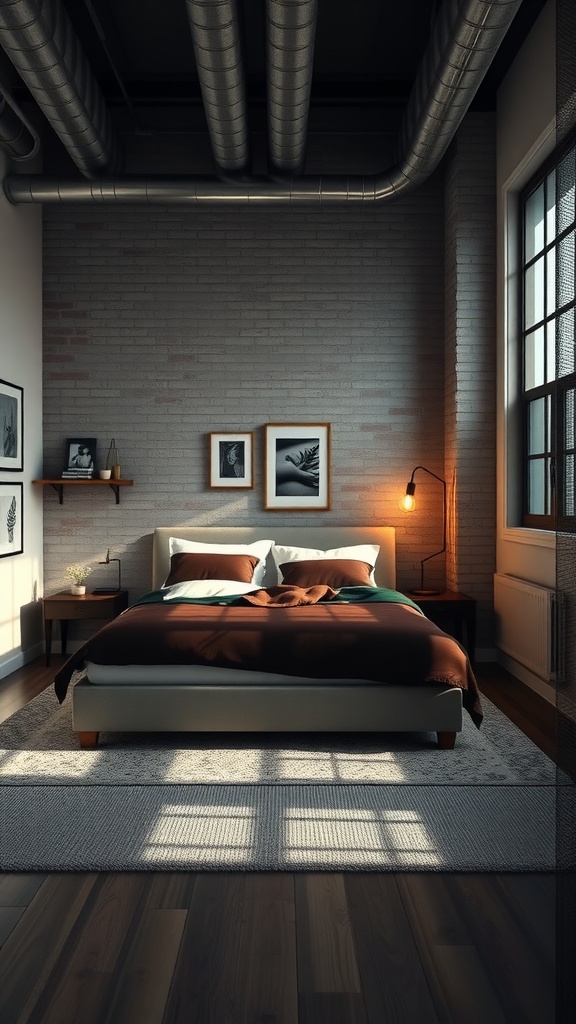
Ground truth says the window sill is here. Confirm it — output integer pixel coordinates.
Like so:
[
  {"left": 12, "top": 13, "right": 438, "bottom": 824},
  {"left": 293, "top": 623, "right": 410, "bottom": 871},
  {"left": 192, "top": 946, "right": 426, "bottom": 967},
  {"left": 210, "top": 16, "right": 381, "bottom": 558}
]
[{"left": 501, "top": 527, "right": 556, "bottom": 548}]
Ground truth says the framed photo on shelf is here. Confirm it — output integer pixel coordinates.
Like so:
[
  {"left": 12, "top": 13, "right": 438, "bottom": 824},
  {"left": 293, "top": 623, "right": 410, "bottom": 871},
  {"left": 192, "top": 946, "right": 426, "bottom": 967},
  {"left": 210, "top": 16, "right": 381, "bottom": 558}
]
[
  {"left": 63, "top": 437, "right": 97, "bottom": 477},
  {"left": 0, "top": 482, "right": 23, "bottom": 558},
  {"left": 264, "top": 423, "right": 331, "bottom": 510},
  {"left": 0, "top": 378, "right": 23, "bottom": 471},
  {"left": 209, "top": 432, "right": 253, "bottom": 488}
]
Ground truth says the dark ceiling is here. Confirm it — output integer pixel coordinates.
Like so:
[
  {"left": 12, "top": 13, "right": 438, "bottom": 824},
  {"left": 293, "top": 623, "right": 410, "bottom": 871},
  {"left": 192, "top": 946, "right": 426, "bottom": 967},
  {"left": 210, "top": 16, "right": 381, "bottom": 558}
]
[{"left": 3, "top": 0, "right": 549, "bottom": 178}]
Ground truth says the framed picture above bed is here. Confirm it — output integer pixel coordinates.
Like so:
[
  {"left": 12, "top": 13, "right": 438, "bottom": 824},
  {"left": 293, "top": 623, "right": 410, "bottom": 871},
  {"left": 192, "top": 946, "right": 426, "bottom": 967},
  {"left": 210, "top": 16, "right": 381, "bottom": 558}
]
[
  {"left": 264, "top": 423, "right": 331, "bottom": 510},
  {"left": 0, "top": 378, "right": 23, "bottom": 471},
  {"left": 0, "top": 482, "right": 23, "bottom": 557},
  {"left": 209, "top": 432, "right": 253, "bottom": 488}
]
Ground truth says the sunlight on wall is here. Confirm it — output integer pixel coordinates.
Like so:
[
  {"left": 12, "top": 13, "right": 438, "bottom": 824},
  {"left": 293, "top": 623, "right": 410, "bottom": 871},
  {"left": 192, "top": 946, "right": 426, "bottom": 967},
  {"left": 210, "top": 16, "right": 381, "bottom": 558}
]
[{"left": 0, "top": 554, "right": 41, "bottom": 660}]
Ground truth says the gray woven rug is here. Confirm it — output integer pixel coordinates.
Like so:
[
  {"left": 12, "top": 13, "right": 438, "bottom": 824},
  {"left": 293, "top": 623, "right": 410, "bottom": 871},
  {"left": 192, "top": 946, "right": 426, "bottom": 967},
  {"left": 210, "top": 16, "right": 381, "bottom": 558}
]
[{"left": 0, "top": 686, "right": 556, "bottom": 786}]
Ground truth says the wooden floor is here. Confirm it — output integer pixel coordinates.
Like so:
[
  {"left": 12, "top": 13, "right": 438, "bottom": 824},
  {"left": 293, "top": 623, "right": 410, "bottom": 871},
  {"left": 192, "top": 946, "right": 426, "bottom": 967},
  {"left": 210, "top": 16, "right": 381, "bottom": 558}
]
[{"left": 0, "top": 659, "right": 559, "bottom": 1023}]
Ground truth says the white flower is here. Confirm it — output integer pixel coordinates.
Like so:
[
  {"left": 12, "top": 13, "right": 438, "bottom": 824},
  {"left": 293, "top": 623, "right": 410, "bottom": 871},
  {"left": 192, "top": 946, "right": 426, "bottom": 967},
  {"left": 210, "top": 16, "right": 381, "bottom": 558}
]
[{"left": 65, "top": 564, "right": 93, "bottom": 585}]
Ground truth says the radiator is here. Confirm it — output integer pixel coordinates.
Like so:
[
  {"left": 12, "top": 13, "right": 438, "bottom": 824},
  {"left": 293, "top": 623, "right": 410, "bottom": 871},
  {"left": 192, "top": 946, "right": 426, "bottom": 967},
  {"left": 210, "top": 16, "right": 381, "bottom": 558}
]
[{"left": 493, "top": 573, "right": 556, "bottom": 681}]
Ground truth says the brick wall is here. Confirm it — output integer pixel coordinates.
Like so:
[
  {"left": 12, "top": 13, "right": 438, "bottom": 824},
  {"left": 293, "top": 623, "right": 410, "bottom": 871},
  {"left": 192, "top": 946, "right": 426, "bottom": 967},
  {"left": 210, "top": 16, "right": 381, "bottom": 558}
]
[
  {"left": 40, "top": 122, "right": 496, "bottom": 650},
  {"left": 444, "top": 114, "right": 497, "bottom": 648}
]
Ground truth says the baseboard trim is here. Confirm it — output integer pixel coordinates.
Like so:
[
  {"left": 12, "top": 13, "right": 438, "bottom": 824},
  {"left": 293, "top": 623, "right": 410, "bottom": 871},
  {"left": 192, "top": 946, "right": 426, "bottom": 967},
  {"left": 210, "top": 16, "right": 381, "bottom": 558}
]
[
  {"left": 497, "top": 651, "right": 556, "bottom": 705},
  {"left": 0, "top": 643, "right": 45, "bottom": 681}
]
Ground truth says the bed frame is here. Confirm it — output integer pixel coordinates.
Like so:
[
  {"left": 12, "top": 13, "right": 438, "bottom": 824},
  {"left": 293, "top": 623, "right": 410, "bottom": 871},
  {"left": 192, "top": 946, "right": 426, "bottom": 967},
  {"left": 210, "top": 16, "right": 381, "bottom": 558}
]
[{"left": 72, "top": 526, "right": 463, "bottom": 748}]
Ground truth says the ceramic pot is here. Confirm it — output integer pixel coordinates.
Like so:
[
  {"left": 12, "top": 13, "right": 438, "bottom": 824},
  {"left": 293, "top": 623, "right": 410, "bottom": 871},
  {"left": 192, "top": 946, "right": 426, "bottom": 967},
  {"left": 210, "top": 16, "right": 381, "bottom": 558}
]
[{"left": 71, "top": 584, "right": 86, "bottom": 595}]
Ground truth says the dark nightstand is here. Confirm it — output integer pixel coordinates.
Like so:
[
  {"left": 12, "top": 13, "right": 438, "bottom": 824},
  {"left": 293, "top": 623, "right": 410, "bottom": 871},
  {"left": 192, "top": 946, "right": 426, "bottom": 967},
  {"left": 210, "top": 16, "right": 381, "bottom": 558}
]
[
  {"left": 401, "top": 590, "right": 477, "bottom": 663},
  {"left": 43, "top": 590, "right": 129, "bottom": 665}
]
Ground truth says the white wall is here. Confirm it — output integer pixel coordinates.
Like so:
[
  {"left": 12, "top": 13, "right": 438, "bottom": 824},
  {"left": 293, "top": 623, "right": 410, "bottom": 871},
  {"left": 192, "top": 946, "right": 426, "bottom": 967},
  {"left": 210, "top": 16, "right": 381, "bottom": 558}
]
[
  {"left": 0, "top": 152, "right": 44, "bottom": 677},
  {"left": 496, "top": 0, "right": 557, "bottom": 695}
]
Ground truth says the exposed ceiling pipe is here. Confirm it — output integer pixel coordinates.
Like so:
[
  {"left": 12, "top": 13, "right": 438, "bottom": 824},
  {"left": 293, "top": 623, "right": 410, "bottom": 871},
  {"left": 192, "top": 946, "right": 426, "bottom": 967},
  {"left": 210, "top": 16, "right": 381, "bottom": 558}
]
[
  {"left": 3, "top": 0, "right": 524, "bottom": 204},
  {"left": 0, "top": 0, "right": 119, "bottom": 177},
  {"left": 185, "top": 0, "right": 250, "bottom": 175},
  {"left": 0, "top": 90, "right": 36, "bottom": 158},
  {"left": 266, "top": 0, "right": 318, "bottom": 175}
]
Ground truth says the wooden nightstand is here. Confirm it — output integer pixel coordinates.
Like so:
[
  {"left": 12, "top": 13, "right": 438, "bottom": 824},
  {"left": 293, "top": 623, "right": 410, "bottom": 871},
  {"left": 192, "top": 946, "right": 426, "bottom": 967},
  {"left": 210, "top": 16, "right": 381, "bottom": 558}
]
[
  {"left": 43, "top": 590, "right": 129, "bottom": 665},
  {"left": 401, "top": 590, "right": 477, "bottom": 663}
]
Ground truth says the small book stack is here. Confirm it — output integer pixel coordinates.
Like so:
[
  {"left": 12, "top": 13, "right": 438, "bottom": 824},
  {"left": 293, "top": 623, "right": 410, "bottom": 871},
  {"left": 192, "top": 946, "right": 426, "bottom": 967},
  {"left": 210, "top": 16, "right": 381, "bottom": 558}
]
[{"left": 61, "top": 469, "right": 94, "bottom": 478}]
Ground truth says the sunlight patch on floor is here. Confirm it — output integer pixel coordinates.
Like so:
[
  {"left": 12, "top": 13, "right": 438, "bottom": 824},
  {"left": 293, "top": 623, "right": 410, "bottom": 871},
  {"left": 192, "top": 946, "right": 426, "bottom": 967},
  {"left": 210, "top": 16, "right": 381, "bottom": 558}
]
[{"left": 140, "top": 802, "right": 256, "bottom": 864}]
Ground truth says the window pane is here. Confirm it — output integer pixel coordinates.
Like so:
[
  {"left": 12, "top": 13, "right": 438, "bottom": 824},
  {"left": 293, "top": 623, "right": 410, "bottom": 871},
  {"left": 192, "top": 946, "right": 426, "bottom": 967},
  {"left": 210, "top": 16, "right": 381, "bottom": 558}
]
[
  {"left": 558, "top": 307, "right": 575, "bottom": 377},
  {"left": 525, "top": 256, "right": 545, "bottom": 328},
  {"left": 557, "top": 230, "right": 575, "bottom": 308},
  {"left": 529, "top": 397, "right": 547, "bottom": 454},
  {"left": 528, "top": 458, "right": 546, "bottom": 514},
  {"left": 546, "top": 170, "right": 556, "bottom": 243},
  {"left": 525, "top": 183, "right": 545, "bottom": 260},
  {"left": 557, "top": 148, "right": 576, "bottom": 234},
  {"left": 546, "top": 322, "right": 555, "bottom": 382},
  {"left": 525, "top": 327, "right": 545, "bottom": 388},
  {"left": 546, "top": 248, "right": 556, "bottom": 315}
]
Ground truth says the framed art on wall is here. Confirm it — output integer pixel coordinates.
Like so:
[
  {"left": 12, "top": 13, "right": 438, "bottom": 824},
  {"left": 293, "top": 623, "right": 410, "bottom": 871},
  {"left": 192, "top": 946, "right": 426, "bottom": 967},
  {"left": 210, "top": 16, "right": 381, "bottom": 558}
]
[
  {"left": 0, "top": 482, "right": 23, "bottom": 557},
  {"left": 63, "top": 437, "right": 97, "bottom": 477},
  {"left": 209, "top": 432, "right": 254, "bottom": 488},
  {"left": 264, "top": 423, "right": 331, "bottom": 510},
  {"left": 0, "top": 378, "right": 23, "bottom": 471}
]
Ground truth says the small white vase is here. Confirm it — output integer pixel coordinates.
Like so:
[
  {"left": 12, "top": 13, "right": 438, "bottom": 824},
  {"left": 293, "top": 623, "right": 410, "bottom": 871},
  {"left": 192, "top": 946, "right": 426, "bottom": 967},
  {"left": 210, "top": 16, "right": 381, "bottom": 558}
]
[{"left": 71, "top": 584, "right": 86, "bottom": 595}]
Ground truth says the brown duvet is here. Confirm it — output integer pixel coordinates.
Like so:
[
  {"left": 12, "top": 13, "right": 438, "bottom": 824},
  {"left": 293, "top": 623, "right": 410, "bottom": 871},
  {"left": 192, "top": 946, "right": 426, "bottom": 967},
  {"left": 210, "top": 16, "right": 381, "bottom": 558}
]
[{"left": 54, "top": 596, "right": 483, "bottom": 726}]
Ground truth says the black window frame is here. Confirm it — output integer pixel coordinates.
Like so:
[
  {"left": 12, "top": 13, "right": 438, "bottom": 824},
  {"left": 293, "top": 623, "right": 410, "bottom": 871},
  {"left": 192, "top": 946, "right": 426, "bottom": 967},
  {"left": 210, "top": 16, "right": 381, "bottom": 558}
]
[{"left": 520, "top": 131, "right": 576, "bottom": 532}]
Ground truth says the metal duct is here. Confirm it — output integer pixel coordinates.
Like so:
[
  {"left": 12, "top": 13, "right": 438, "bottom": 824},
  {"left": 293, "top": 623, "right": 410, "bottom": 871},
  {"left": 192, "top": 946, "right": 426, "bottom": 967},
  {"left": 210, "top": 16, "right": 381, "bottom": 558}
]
[
  {"left": 0, "top": 91, "right": 35, "bottom": 157},
  {"left": 266, "top": 0, "right": 318, "bottom": 174},
  {"left": 0, "top": 0, "right": 118, "bottom": 177},
  {"left": 4, "top": 0, "right": 524, "bottom": 203},
  {"left": 185, "top": 0, "right": 250, "bottom": 174}
]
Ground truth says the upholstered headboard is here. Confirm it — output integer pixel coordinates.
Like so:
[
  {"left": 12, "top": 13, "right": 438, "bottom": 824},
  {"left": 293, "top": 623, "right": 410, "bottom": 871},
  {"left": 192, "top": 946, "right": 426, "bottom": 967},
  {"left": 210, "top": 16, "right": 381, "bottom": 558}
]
[{"left": 152, "top": 526, "right": 396, "bottom": 591}]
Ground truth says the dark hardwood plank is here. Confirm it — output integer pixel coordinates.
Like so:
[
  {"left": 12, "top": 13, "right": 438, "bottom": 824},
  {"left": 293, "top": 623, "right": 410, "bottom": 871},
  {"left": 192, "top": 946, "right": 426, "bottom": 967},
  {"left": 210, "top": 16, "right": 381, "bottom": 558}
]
[
  {"left": 162, "top": 871, "right": 247, "bottom": 1024},
  {"left": 295, "top": 873, "right": 363, "bottom": 996},
  {"left": 104, "top": 908, "right": 187, "bottom": 1024},
  {"left": 299, "top": 992, "right": 368, "bottom": 1024},
  {"left": 31, "top": 873, "right": 149, "bottom": 1024},
  {"left": 0, "top": 906, "right": 27, "bottom": 947},
  {"left": 475, "top": 663, "right": 556, "bottom": 761},
  {"left": 0, "top": 873, "right": 99, "bottom": 1024},
  {"left": 443, "top": 873, "right": 556, "bottom": 1022},
  {"left": 235, "top": 872, "right": 298, "bottom": 1024},
  {"left": 0, "top": 873, "right": 46, "bottom": 907},
  {"left": 345, "top": 873, "right": 440, "bottom": 1024},
  {"left": 396, "top": 873, "right": 510, "bottom": 1024}
]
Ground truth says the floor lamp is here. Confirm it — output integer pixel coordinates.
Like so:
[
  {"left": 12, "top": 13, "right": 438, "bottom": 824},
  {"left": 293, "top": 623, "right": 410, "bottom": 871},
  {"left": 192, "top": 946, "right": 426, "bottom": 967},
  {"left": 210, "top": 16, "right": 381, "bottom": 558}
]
[{"left": 400, "top": 465, "right": 446, "bottom": 596}]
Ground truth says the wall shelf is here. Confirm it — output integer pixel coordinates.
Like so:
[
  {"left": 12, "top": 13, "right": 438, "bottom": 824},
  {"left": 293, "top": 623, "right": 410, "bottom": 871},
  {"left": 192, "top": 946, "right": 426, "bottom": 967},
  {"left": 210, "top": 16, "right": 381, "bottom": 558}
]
[{"left": 32, "top": 478, "right": 134, "bottom": 504}]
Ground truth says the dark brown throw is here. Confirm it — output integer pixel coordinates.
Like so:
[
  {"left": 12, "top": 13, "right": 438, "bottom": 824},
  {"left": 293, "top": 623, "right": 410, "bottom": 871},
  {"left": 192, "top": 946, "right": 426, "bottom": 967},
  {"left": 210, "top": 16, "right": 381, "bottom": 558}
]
[{"left": 54, "top": 597, "right": 483, "bottom": 726}]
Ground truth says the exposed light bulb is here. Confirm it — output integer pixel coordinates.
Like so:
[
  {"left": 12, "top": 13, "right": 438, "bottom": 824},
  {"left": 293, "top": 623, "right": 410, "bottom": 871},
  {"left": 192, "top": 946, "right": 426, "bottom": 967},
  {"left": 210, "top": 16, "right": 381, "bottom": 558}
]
[{"left": 399, "top": 493, "right": 416, "bottom": 512}]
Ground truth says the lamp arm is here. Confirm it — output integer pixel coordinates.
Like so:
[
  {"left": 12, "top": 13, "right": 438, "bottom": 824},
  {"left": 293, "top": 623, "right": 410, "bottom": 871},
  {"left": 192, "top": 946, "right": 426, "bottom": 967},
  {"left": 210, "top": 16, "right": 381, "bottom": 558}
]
[{"left": 409, "top": 466, "right": 447, "bottom": 551}]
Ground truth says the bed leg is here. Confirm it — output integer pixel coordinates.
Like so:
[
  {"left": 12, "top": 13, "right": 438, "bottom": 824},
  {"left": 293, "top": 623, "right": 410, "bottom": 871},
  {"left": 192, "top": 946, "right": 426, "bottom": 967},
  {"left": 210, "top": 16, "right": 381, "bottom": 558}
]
[
  {"left": 437, "top": 731, "right": 456, "bottom": 750},
  {"left": 78, "top": 731, "right": 99, "bottom": 749}
]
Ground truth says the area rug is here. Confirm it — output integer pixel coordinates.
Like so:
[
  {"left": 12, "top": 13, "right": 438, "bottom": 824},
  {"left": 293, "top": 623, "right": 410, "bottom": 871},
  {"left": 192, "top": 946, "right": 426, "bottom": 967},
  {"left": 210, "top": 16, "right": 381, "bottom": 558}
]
[
  {"left": 0, "top": 687, "right": 557, "bottom": 871},
  {"left": 0, "top": 684, "right": 556, "bottom": 786}
]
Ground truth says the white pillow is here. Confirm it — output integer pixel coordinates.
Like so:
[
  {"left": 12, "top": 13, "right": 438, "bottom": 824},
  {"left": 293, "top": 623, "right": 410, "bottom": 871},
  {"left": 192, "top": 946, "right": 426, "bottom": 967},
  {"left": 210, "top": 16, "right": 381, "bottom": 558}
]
[
  {"left": 168, "top": 537, "right": 274, "bottom": 586},
  {"left": 162, "top": 579, "right": 260, "bottom": 600},
  {"left": 271, "top": 543, "right": 380, "bottom": 585}
]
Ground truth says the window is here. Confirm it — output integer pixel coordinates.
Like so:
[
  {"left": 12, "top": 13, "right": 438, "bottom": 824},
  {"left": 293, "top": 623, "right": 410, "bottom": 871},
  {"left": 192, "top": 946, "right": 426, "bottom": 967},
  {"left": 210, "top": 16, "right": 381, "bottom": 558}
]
[{"left": 521, "top": 137, "right": 576, "bottom": 530}]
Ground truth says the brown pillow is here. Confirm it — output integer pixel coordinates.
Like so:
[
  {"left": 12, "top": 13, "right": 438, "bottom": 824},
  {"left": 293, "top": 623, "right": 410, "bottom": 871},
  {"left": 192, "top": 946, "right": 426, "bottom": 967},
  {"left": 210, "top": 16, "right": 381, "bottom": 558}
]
[
  {"left": 278, "top": 558, "right": 375, "bottom": 589},
  {"left": 164, "top": 552, "right": 260, "bottom": 586}
]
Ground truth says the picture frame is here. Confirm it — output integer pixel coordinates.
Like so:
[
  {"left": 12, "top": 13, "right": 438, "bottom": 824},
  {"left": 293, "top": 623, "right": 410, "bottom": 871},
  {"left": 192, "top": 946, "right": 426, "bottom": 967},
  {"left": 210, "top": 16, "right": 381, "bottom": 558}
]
[
  {"left": 0, "top": 378, "right": 23, "bottom": 471},
  {"left": 63, "top": 437, "right": 98, "bottom": 477},
  {"left": 0, "top": 482, "right": 23, "bottom": 557},
  {"left": 209, "top": 432, "right": 254, "bottom": 488},
  {"left": 264, "top": 423, "right": 331, "bottom": 510}
]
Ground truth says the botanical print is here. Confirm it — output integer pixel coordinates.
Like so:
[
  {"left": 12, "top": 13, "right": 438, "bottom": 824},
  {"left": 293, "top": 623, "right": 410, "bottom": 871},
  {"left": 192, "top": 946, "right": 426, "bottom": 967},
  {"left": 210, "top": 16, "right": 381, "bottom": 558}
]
[
  {"left": 0, "top": 484, "right": 23, "bottom": 557},
  {"left": 0, "top": 378, "right": 23, "bottom": 471}
]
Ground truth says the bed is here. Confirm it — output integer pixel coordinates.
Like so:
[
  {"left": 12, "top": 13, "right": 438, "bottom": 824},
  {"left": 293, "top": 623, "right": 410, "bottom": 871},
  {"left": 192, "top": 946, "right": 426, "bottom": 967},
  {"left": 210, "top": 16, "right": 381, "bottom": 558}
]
[{"left": 54, "top": 526, "right": 482, "bottom": 749}]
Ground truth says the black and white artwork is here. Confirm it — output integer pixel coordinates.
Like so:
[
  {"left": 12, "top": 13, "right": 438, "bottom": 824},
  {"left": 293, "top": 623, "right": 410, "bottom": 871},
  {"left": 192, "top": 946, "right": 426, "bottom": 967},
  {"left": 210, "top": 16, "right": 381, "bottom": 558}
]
[
  {"left": 264, "top": 423, "right": 331, "bottom": 510},
  {"left": 0, "top": 483, "right": 23, "bottom": 557},
  {"left": 209, "top": 432, "right": 253, "bottom": 488},
  {"left": 64, "top": 437, "right": 97, "bottom": 476},
  {"left": 0, "top": 378, "right": 23, "bottom": 471}
]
